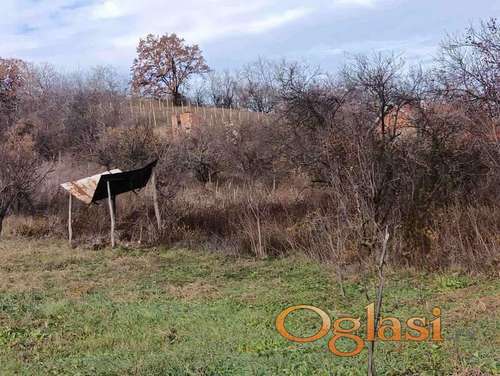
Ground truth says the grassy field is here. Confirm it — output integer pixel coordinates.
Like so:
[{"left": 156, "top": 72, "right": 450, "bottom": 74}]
[{"left": 0, "top": 238, "right": 498, "bottom": 375}]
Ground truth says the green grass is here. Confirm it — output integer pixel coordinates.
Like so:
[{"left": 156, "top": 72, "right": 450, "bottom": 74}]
[{"left": 0, "top": 238, "right": 498, "bottom": 375}]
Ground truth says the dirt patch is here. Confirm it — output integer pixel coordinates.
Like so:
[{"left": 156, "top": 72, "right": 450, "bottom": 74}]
[
  {"left": 445, "top": 294, "right": 500, "bottom": 322},
  {"left": 165, "top": 281, "right": 221, "bottom": 301}
]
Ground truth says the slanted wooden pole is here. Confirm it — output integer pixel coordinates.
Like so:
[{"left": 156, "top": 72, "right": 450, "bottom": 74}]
[
  {"left": 367, "top": 227, "right": 390, "bottom": 376},
  {"left": 152, "top": 170, "right": 162, "bottom": 230},
  {"left": 68, "top": 193, "right": 73, "bottom": 246},
  {"left": 112, "top": 195, "right": 117, "bottom": 218},
  {"left": 107, "top": 181, "right": 116, "bottom": 248},
  {"left": 152, "top": 105, "right": 157, "bottom": 128}
]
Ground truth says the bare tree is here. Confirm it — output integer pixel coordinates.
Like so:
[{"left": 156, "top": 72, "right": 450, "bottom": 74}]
[
  {"left": 342, "top": 53, "right": 423, "bottom": 141},
  {"left": 0, "top": 58, "right": 28, "bottom": 130},
  {"left": 131, "top": 33, "right": 210, "bottom": 105},
  {"left": 367, "top": 227, "right": 390, "bottom": 376},
  {"left": 436, "top": 18, "right": 500, "bottom": 149},
  {"left": 188, "top": 77, "right": 209, "bottom": 106},
  {"left": 0, "top": 124, "right": 46, "bottom": 235},
  {"left": 88, "top": 65, "right": 126, "bottom": 96},
  {"left": 276, "top": 61, "right": 347, "bottom": 129},
  {"left": 437, "top": 18, "right": 499, "bottom": 120},
  {"left": 207, "top": 71, "right": 238, "bottom": 108},
  {"left": 238, "top": 58, "right": 278, "bottom": 113}
]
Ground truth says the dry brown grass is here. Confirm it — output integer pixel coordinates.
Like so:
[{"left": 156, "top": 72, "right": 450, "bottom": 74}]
[
  {"left": 0, "top": 237, "right": 158, "bottom": 298},
  {"left": 5, "top": 176, "right": 500, "bottom": 273},
  {"left": 0, "top": 237, "right": 232, "bottom": 306},
  {"left": 4, "top": 143, "right": 499, "bottom": 273},
  {"left": 128, "top": 98, "right": 272, "bottom": 133},
  {"left": 165, "top": 281, "right": 222, "bottom": 301},
  {"left": 452, "top": 369, "right": 494, "bottom": 376},
  {"left": 436, "top": 285, "right": 500, "bottom": 323}
]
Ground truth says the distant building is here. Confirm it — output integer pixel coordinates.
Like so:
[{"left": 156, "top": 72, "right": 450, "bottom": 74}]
[
  {"left": 171, "top": 112, "right": 202, "bottom": 140},
  {"left": 379, "top": 104, "right": 418, "bottom": 139},
  {"left": 379, "top": 103, "right": 499, "bottom": 143}
]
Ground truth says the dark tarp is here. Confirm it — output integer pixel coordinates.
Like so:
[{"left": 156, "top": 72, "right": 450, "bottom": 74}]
[{"left": 92, "top": 160, "right": 158, "bottom": 203}]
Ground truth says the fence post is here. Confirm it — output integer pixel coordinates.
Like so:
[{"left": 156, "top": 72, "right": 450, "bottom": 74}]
[
  {"left": 152, "top": 170, "right": 162, "bottom": 230},
  {"left": 152, "top": 105, "right": 157, "bottom": 127},
  {"left": 68, "top": 193, "right": 73, "bottom": 246},
  {"left": 107, "top": 181, "right": 116, "bottom": 248}
]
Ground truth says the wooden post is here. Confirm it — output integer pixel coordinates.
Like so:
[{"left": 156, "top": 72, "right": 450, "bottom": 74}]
[
  {"left": 68, "top": 193, "right": 73, "bottom": 246},
  {"left": 152, "top": 171, "right": 162, "bottom": 230},
  {"left": 107, "top": 181, "right": 116, "bottom": 248},
  {"left": 152, "top": 105, "right": 157, "bottom": 128},
  {"left": 148, "top": 101, "right": 152, "bottom": 127}
]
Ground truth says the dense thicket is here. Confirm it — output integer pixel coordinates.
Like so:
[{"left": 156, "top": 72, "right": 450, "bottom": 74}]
[{"left": 0, "top": 20, "right": 498, "bottom": 271}]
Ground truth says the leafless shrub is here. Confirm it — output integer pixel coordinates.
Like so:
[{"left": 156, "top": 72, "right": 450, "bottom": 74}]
[
  {"left": 0, "top": 124, "right": 48, "bottom": 235},
  {"left": 237, "top": 58, "right": 279, "bottom": 113},
  {"left": 12, "top": 215, "right": 61, "bottom": 238},
  {"left": 428, "top": 204, "right": 500, "bottom": 269},
  {"left": 90, "top": 125, "right": 157, "bottom": 170},
  {"left": 206, "top": 71, "right": 239, "bottom": 109},
  {"left": 174, "top": 124, "right": 229, "bottom": 183},
  {"left": 0, "top": 58, "right": 28, "bottom": 130},
  {"left": 437, "top": 18, "right": 500, "bottom": 119},
  {"left": 2, "top": 20, "right": 498, "bottom": 274}
]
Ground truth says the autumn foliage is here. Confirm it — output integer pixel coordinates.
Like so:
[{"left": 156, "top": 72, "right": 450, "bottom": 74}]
[
  {"left": 0, "top": 21, "right": 498, "bottom": 272},
  {"left": 131, "top": 33, "right": 209, "bottom": 105},
  {"left": 0, "top": 124, "right": 45, "bottom": 235},
  {"left": 0, "top": 58, "right": 27, "bottom": 129}
]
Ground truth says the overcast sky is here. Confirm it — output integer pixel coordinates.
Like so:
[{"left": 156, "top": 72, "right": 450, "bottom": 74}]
[{"left": 2, "top": 0, "right": 498, "bottom": 74}]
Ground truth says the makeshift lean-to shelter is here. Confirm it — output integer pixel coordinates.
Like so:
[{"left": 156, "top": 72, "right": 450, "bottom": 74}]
[{"left": 60, "top": 160, "right": 160, "bottom": 248}]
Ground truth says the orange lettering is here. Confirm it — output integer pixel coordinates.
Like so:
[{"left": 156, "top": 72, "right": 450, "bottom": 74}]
[
  {"left": 275, "top": 305, "right": 331, "bottom": 343},
  {"left": 405, "top": 317, "right": 429, "bottom": 341},
  {"left": 430, "top": 307, "right": 443, "bottom": 341},
  {"left": 366, "top": 303, "right": 375, "bottom": 341},
  {"left": 328, "top": 317, "right": 365, "bottom": 357},
  {"left": 377, "top": 317, "right": 402, "bottom": 341}
]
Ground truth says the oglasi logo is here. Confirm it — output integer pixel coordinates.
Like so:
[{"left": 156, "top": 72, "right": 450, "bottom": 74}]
[{"left": 275, "top": 304, "right": 443, "bottom": 357}]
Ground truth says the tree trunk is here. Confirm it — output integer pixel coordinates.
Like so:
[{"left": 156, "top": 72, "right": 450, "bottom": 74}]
[
  {"left": 0, "top": 206, "right": 7, "bottom": 237},
  {"left": 173, "top": 91, "right": 182, "bottom": 107}
]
